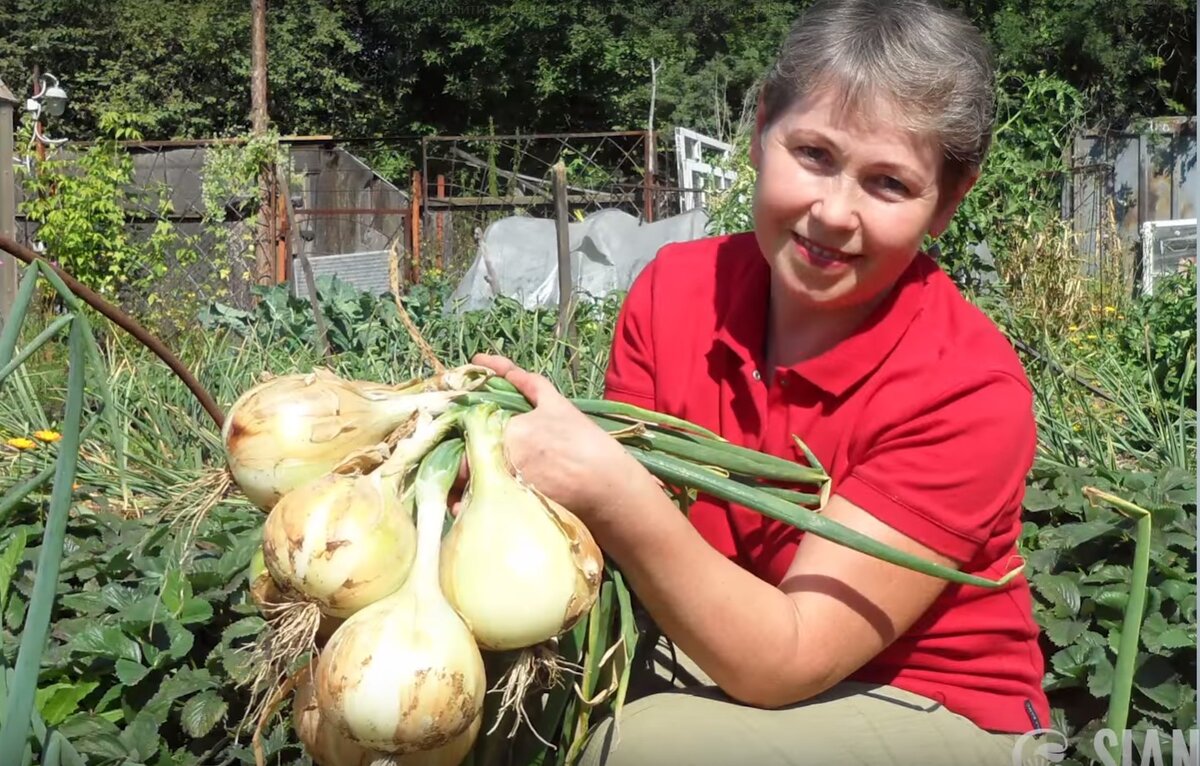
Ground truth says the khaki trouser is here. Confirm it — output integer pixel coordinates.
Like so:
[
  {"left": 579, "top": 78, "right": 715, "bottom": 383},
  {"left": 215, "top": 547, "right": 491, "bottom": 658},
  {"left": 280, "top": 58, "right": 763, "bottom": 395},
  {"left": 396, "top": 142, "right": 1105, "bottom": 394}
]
[{"left": 576, "top": 626, "right": 1052, "bottom": 766}]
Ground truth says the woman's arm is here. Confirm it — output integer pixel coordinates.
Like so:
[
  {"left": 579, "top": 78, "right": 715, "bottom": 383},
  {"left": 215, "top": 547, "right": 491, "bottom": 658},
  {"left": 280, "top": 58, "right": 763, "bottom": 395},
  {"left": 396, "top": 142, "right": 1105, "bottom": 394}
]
[{"left": 588, "top": 472, "right": 953, "bottom": 707}]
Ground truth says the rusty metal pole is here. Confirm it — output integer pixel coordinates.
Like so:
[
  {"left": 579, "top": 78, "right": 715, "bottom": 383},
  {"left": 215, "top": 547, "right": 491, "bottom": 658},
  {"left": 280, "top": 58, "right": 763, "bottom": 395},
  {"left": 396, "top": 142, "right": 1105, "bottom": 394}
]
[{"left": 0, "top": 79, "right": 18, "bottom": 328}]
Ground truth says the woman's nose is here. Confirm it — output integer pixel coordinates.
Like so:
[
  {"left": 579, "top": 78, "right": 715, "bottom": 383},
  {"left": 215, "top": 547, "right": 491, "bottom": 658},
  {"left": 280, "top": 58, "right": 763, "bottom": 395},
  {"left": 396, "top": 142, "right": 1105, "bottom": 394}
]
[{"left": 810, "top": 177, "right": 858, "bottom": 231}]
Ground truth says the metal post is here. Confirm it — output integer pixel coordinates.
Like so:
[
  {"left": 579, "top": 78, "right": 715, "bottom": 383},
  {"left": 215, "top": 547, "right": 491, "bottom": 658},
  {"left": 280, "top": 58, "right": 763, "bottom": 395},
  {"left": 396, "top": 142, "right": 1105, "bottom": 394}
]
[
  {"left": 552, "top": 161, "right": 579, "bottom": 379},
  {"left": 0, "top": 79, "right": 18, "bottom": 328}
]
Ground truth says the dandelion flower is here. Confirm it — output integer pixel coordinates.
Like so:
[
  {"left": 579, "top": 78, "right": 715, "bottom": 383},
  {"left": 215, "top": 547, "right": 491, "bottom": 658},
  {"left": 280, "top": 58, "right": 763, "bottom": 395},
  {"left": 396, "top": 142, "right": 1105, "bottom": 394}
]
[
  {"left": 33, "top": 429, "right": 62, "bottom": 443},
  {"left": 5, "top": 437, "right": 36, "bottom": 450}
]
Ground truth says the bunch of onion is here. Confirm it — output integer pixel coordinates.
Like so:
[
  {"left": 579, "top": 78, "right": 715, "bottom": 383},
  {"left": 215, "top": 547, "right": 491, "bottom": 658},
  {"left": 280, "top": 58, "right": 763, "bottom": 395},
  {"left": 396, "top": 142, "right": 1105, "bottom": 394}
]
[
  {"left": 310, "top": 437, "right": 488, "bottom": 761},
  {"left": 241, "top": 408, "right": 465, "bottom": 739}
]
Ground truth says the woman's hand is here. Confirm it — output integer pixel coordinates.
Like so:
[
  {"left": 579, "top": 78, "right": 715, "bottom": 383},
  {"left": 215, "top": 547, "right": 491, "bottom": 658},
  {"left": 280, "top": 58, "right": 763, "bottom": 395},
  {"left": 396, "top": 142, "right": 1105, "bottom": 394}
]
[{"left": 464, "top": 353, "right": 650, "bottom": 526}]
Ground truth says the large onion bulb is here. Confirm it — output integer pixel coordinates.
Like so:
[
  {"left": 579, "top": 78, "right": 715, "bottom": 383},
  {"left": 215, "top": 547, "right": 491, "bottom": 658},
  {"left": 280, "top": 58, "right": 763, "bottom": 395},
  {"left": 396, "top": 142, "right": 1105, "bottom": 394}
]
[
  {"left": 439, "top": 402, "right": 603, "bottom": 651},
  {"left": 223, "top": 367, "right": 486, "bottom": 510},
  {"left": 295, "top": 658, "right": 480, "bottom": 766},
  {"left": 261, "top": 410, "right": 461, "bottom": 619}
]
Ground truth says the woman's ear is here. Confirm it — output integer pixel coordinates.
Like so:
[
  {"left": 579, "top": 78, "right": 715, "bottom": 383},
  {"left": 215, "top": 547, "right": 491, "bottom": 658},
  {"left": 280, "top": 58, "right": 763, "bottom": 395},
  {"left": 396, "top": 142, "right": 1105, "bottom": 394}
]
[
  {"left": 929, "top": 169, "right": 979, "bottom": 238},
  {"left": 750, "top": 93, "right": 767, "bottom": 170}
]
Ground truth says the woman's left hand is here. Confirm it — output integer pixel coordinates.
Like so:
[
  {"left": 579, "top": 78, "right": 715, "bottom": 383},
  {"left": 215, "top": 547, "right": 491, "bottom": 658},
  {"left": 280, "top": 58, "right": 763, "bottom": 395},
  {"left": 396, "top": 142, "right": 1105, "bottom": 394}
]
[{"left": 469, "top": 353, "right": 648, "bottom": 526}]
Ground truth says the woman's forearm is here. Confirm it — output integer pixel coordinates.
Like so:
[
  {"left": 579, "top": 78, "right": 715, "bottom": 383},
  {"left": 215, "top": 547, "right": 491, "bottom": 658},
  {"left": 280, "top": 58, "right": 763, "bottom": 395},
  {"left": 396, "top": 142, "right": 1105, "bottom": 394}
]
[{"left": 588, "top": 473, "right": 818, "bottom": 706}]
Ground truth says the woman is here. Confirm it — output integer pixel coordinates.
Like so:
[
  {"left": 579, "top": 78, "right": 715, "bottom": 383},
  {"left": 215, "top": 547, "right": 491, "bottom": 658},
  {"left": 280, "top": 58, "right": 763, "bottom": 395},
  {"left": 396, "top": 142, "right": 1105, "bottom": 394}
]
[{"left": 472, "top": 0, "right": 1051, "bottom": 763}]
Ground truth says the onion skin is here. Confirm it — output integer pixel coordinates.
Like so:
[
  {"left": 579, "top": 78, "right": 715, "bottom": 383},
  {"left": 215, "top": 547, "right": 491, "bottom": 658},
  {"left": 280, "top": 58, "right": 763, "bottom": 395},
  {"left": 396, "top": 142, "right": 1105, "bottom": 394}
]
[
  {"left": 440, "top": 404, "right": 603, "bottom": 651},
  {"left": 296, "top": 659, "right": 480, "bottom": 766}
]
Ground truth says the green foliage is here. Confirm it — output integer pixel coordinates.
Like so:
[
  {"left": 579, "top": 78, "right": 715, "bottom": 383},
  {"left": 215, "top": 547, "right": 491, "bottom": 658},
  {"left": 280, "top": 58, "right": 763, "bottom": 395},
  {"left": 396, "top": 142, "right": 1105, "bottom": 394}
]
[
  {"left": 199, "top": 129, "right": 293, "bottom": 220},
  {"left": 18, "top": 113, "right": 189, "bottom": 301},
  {"left": 965, "top": 0, "right": 1195, "bottom": 123},
  {"left": 0, "top": 0, "right": 369, "bottom": 140},
  {"left": 0, "top": 501, "right": 287, "bottom": 765},
  {"left": 3, "top": 0, "right": 1186, "bottom": 143},
  {"left": 935, "top": 71, "right": 1088, "bottom": 291},
  {"left": 703, "top": 128, "right": 756, "bottom": 237},
  {"left": 1020, "top": 463, "right": 1195, "bottom": 765},
  {"left": 198, "top": 274, "right": 624, "bottom": 399},
  {"left": 1114, "top": 263, "right": 1197, "bottom": 408}
]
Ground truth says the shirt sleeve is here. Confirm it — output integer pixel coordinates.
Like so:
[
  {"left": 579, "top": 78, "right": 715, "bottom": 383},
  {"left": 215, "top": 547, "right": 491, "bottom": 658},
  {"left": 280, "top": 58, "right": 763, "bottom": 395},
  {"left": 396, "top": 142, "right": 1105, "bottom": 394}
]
[
  {"left": 835, "top": 370, "right": 1036, "bottom": 566},
  {"left": 602, "top": 259, "right": 658, "bottom": 409}
]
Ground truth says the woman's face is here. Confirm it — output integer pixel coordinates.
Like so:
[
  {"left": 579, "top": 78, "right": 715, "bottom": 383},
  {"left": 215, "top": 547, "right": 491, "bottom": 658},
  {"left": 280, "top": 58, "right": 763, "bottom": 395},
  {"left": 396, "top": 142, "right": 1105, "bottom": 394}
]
[{"left": 750, "top": 86, "right": 972, "bottom": 314}]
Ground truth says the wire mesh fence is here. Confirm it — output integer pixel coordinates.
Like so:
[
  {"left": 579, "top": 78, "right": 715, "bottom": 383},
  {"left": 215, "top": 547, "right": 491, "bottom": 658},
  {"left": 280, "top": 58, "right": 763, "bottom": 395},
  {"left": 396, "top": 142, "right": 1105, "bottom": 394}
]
[{"left": 415, "top": 130, "right": 691, "bottom": 280}]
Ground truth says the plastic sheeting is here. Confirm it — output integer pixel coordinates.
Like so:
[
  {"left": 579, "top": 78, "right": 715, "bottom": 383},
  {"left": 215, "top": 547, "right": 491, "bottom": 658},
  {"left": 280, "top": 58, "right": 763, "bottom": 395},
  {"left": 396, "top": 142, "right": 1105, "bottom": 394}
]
[{"left": 446, "top": 208, "right": 710, "bottom": 313}]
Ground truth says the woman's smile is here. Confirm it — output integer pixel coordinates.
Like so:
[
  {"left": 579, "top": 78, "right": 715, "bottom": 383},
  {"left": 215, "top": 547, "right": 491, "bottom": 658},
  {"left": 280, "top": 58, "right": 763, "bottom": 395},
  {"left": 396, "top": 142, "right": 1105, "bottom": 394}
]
[{"left": 790, "top": 231, "right": 860, "bottom": 271}]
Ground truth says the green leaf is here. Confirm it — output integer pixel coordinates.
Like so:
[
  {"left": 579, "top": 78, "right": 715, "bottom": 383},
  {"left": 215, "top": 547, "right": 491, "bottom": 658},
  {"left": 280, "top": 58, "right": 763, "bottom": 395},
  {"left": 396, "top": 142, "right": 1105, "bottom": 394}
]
[
  {"left": 1082, "top": 564, "right": 1132, "bottom": 584},
  {"left": 56, "top": 715, "right": 129, "bottom": 760},
  {"left": 163, "top": 619, "right": 195, "bottom": 662},
  {"left": 177, "top": 597, "right": 213, "bottom": 625},
  {"left": 1050, "top": 643, "right": 1093, "bottom": 679},
  {"left": 1025, "top": 547, "right": 1060, "bottom": 572},
  {"left": 120, "top": 711, "right": 163, "bottom": 763},
  {"left": 100, "top": 583, "right": 143, "bottom": 613},
  {"left": 159, "top": 567, "right": 188, "bottom": 615},
  {"left": 57, "top": 590, "right": 110, "bottom": 615},
  {"left": 1044, "top": 618, "right": 1090, "bottom": 647},
  {"left": 158, "top": 667, "right": 216, "bottom": 703},
  {"left": 1107, "top": 624, "right": 1123, "bottom": 655},
  {"left": 0, "top": 528, "right": 29, "bottom": 617},
  {"left": 68, "top": 625, "right": 142, "bottom": 663},
  {"left": 115, "top": 658, "right": 150, "bottom": 686},
  {"left": 35, "top": 680, "right": 100, "bottom": 726},
  {"left": 180, "top": 690, "right": 228, "bottom": 738},
  {"left": 1024, "top": 485, "right": 1063, "bottom": 512},
  {"left": 1145, "top": 626, "right": 1195, "bottom": 654},
  {"left": 1157, "top": 579, "right": 1194, "bottom": 603},
  {"left": 1032, "top": 572, "right": 1082, "bottom": 615},
  {"left": 220, "top": 615, "right": 266, "bottom": 643},
  {"left": 120, "top": 595, "right": 164, "bottom": 631},
  {"left": 1086, "top": 649, "right": 1114, "bottom": 698},
  {"left": 1134, "top": 656, "right": 1184, "bottom": 708},
  {"left": 1093, "top": 589, "right": 1128, "bottom": 611},
  {"left": 1055, "top": 519, "right": 1118, "bottom": 548}
]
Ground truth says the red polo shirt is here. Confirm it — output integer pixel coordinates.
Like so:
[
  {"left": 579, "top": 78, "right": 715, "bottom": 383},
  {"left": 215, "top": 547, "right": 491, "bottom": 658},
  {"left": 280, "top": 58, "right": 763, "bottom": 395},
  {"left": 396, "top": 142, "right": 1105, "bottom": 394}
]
[{"left": 602, "top": 231, "right": 1050, "bottom": 735}]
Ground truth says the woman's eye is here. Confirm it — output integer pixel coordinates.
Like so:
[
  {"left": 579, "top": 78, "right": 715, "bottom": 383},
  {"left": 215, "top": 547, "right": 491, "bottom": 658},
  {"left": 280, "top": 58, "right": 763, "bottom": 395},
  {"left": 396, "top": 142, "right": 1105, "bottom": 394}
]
[
  {"left": 795, "top": 146, "right": 828, "bottom": 163},
  {"left": 876, "top": 176, "right": 911, "bottom": 196}
]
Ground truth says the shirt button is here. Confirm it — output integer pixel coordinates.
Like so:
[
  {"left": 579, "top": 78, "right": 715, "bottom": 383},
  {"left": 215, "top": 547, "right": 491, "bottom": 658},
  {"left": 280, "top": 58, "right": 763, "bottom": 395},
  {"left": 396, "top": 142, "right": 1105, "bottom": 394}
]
[{"left": 751, "top": 369, "right": 761, "bottom": 381}]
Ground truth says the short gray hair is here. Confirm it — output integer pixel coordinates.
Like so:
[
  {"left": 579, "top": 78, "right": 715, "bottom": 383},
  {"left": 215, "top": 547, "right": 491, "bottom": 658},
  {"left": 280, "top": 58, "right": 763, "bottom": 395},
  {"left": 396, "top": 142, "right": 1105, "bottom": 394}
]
[{"left": 760, "top": 0, "right": 996, "bottom": 184}]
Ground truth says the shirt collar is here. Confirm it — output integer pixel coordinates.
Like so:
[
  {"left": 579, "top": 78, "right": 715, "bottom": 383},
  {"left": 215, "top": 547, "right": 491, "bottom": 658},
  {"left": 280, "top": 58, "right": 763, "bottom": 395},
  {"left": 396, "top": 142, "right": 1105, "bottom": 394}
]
[{"left": 713, "top": 234, "right": 932, "bottom": 398}]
